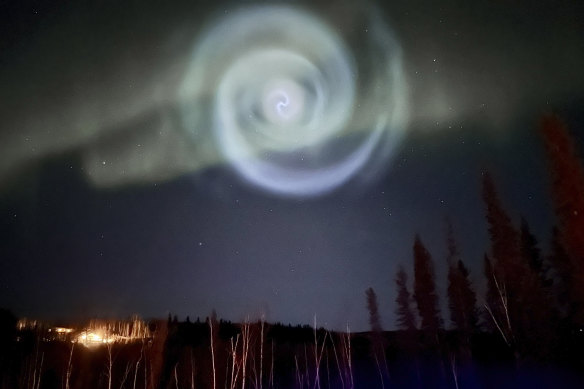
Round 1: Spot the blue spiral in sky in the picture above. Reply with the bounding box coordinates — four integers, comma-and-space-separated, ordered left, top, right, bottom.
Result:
179, 4, 409, 197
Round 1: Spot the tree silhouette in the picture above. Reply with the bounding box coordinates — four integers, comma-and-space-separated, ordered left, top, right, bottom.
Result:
520, 216, 556, 320
395, 266, 417, 332
448, 262, 478, 333
481, 172, 523, 349
541, 114, 584, 325
413, 235, 442, 334
482, 173, 557, 359
366, 287, 383, 334
482, 253, 505, 332
520, 218, 546, 281
482, 172, 524, 293
446, 222, 478, 334
365, 287, 388, 387
516, 220, 557, 359
548, 226, 573, 316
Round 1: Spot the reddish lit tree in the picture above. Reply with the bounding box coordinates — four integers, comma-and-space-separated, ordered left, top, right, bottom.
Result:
520, 218, 546, 281
482, 173, 523, 291
482, 173, 556, 358
481, 173, 523, 350
541, 115, 584, 324
548, 226, 573, 315
541, 115, 584, 261
517, 221, 556, 359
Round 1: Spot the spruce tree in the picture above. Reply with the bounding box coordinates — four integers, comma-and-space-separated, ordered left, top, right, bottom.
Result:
541, 115, 584, 324
482, 173, 555, 358
520, 217, 545, 278
366, 287, 383, 334
413, 235, 442, 333
446, 222, 478, 333
366, 287, 387, 384
482, 172, 523, 290
548, 226, 573, 315
481, 172, 523, 350
483, 253, 513, 346
448, 260, 478, 333
395, 266, 417, 332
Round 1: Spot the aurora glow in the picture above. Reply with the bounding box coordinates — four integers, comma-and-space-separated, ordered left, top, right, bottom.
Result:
179, 4, 409, 197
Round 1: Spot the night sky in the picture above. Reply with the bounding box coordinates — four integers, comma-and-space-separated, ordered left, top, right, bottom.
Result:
1, 0, 583, 331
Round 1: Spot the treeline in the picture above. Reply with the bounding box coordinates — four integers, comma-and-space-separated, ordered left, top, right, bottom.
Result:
363, 115, 584, 386
1, 312, 372, 389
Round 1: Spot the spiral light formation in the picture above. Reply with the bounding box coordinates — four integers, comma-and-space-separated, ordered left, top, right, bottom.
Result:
179, 4, 408, 197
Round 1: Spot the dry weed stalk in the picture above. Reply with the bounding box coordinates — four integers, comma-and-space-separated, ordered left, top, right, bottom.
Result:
328, 331, 344, 389
228, 334, 241, 389
106, 342, 113, 389
341, 325, 354, 389
65, 342, 74, 389
173, 364, 179, 389
132, 343, 143, 389
450, 354, 459, 389
269, 340, 274, 389
190, 347, 196, 389
241, 319, 252, 389
119, 361, 132, 389
484, 272, 514, 348
260, 317, 264, 389
312, 316, 328, 389
294, 355, 303, 389
209, 315, 217, 389
28, 340, 43, 389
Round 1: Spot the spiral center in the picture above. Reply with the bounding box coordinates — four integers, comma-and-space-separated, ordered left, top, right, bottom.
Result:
263, 79, 305, 126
